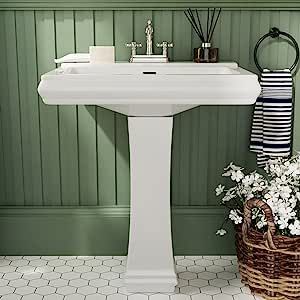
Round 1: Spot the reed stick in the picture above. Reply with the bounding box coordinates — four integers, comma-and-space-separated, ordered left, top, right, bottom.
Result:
184, 7, 222, 44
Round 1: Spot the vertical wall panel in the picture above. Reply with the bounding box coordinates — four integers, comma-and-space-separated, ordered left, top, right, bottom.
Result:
278, 12, 290, 69
0, 11, 24, 205
178, 111, 192, 205
75, 11, 98, 206
269, 11, 280, 69
96, 109, 117, 206
194, 107, 210, 205
258, 12, 271, 68
203, 11, 223, 205
95, 11, 114, 46
290, 11, 300, 152
217, 12, 237, 179
0, 11, 8, 203
153, 11, 173, 59
94, 11, 117, 206
115, 115, 130, 206
172, 10, 192, 61
55, 11, 80, 206
171, 116, 181, 206
236, 11, 256, 169
15, 11, 43, 205
0, 115, 5, 203
36, 11, 61, 206
206, 107, 219, 205
172, 10, 192, 205
114, 11, 133, 61
114, 11, 132, 206
189, 109, 202, 205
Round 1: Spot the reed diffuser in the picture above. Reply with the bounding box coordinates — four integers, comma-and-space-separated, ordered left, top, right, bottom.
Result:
184, 8, 221, 63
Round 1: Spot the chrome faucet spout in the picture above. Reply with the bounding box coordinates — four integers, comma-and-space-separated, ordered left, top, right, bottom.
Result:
145, 20, 154, 55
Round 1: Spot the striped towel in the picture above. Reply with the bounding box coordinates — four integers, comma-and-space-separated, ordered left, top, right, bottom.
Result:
250, 69, 293, 167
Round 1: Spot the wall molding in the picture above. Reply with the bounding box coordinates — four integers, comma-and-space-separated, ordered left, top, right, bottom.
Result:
0, 0, 300, 10
0, 206, 131, 216
0, 206, 235, 255
0, 205, 226, 215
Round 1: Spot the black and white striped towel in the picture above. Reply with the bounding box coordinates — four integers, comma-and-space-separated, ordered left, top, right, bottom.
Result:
250, 69, 293, 167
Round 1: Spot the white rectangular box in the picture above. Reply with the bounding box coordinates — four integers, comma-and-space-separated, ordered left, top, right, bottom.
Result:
89, 46, 115, 63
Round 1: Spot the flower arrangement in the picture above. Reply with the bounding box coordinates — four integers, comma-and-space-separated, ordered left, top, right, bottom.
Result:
215, 154, 300, 237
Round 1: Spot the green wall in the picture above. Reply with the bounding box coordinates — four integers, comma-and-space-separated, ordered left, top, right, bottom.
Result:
0, 1, 299, 254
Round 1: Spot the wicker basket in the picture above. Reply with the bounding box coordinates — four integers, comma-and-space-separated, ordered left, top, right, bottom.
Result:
236, 198, 300, 300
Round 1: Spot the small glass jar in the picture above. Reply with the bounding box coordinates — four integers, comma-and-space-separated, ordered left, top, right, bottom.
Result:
194, 43, 219, 63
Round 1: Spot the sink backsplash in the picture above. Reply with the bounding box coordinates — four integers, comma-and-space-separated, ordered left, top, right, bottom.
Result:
0, 5, 299, 255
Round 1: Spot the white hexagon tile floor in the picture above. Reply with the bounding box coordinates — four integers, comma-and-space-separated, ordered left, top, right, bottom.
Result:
0, 256, 265, 300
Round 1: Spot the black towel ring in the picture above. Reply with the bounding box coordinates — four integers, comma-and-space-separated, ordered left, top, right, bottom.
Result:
254, 27, 300, 73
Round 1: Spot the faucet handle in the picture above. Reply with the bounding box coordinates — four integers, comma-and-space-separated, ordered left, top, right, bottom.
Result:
156, 41, 174, 56
126, 41, 143, 56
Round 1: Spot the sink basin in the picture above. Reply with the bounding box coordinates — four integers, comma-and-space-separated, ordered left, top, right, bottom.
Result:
38, 62, 260, 116
38, 60, 260, 293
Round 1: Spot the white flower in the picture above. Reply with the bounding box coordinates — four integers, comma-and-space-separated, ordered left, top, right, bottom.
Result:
277, 218, 289, 230
269, 162, 283, 177
257, 219, 267, 229
279, 185, 292, 199
242, 173, 261, 187
222, 162, 243, 177
242, 175, 253, 187
221, 188, 236, 203
216, 229, 227, 236
231, 170, 244, 182
286, 163, 300, 177
215, 184, 225, 196
222, 194, 234, 203
264, 191, 279, 203
289, 220, 300, 235
225, 162, 243, 171
229, 209, 243, 225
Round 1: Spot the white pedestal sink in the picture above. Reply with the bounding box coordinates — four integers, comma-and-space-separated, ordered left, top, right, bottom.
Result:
38, 61, 260, 292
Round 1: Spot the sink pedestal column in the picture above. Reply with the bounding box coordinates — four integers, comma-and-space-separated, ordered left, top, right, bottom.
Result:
124, 117, 177, 293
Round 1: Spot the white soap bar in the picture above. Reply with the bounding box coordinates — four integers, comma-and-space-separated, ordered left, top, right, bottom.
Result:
89, 46, 115, 63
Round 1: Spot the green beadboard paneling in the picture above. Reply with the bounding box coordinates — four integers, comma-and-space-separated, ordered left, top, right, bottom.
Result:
0, 8, 300, 254
0, 9, 299, 209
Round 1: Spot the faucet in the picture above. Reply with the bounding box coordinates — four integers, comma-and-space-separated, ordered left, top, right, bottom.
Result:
126, 20, 173, 62
145, 20, 154, 55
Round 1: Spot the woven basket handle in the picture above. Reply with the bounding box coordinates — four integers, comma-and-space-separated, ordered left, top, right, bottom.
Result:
242, 198, 277, 250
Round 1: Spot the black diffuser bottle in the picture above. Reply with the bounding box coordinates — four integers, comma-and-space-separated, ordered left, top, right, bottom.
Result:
185, 8, 221, 63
